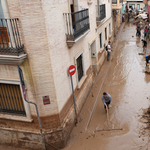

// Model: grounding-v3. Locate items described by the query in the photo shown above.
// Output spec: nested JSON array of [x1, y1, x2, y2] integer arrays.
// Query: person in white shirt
[[107, 41, 112, 60]]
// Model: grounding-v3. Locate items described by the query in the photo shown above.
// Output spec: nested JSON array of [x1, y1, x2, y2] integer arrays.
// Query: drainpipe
[[25, 99, 47, 150], [113, 10, 116, 37], [1, 0, 16, 48], [148, 0, 150, 23], [98, 0, 100, 17]]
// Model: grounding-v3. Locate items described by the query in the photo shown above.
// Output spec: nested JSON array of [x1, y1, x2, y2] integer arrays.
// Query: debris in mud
[[94, 128, 123, 132], [78, 118, 83, 123], [92, 134, 95, 138], [142, 107, 150, 130], [138, 53, 145, 55], [132, 10, 149, 29]]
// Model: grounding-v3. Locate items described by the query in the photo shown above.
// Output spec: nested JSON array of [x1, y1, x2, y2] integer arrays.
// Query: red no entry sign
[[68, 65, 76, 76]]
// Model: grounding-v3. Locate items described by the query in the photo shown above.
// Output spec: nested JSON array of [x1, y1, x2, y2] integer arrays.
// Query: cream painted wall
[[0, 0, 113, 116], [96, 0, 113, 53], [42, 0, 113, 112]]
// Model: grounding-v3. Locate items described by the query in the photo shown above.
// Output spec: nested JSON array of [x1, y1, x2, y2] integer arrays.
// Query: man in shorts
[[102, 92, 113, 110]]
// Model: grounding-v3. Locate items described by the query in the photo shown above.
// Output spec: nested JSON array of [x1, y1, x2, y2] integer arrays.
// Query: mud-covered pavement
[[62, 23, 150, 150], [0, 24, 150, 150]]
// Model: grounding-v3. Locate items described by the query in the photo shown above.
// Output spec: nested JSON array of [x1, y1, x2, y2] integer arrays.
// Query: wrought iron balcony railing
[[112, 0, 117, 4], [64, 9, 90, 41], [0, 18, 24, 56], [96, 4, 106, 22]]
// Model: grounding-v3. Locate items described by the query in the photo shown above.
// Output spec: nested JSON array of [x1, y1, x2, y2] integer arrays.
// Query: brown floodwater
[[62, 23, 150, 150]]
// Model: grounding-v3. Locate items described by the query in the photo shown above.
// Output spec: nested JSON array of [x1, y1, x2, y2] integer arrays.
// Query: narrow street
[[1, 24, 150, 150], [63, 23, 150, 150]]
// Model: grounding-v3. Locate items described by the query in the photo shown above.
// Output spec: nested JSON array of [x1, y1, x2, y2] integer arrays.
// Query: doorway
[[90, 40, 97, 73]]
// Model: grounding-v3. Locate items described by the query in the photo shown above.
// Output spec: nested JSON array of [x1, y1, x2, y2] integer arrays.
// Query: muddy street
[[62, 23, 150, 150]]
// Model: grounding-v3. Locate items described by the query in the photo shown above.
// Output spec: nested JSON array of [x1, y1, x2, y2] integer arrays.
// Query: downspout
[[98, 0, 100, 17], [148, 0, 150, 23]]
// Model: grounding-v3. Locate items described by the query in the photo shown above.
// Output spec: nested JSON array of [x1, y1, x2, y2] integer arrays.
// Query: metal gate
[[0, 83, 26, 115]]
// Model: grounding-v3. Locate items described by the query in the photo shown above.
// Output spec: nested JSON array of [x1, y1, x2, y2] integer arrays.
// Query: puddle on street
[[62, 24, 150, 150]]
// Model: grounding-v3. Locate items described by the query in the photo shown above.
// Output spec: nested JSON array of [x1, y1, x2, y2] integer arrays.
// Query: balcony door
[[0, 1, 4, 18], [70, 4, 75, 29], [0, 1, 9, 45], [70, 0, 80, 33]]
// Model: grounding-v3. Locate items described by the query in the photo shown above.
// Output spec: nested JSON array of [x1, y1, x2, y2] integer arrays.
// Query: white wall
[[128, 2, 145, 9], [41, 0, 112, 113]]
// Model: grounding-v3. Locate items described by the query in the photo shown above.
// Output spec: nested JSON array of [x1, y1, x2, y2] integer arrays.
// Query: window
[[99, 4, 106, 21], [105, 27, 107, 40], [99, 33, 102, 48], [132, 4, 135, 9], [129, 4, 135, 9], [109, 23, 111, 34], [77, 55, 84, 81], [137, 4, 140, 10], [0, 83, 26, 115]]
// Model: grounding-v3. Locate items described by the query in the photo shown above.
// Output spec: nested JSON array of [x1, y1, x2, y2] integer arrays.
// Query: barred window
[[105, 27, 107, 40], [77, 55, 84, 82], [99, 33, 102, 48], [0, 83, 26, 115]]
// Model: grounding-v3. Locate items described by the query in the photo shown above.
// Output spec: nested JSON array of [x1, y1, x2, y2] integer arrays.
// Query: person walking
[[107, 41, 112, 61], [102, 92, 113, 110], [144, 26, 148, 39], [141, 39, 147, 53], [137, 25, 141, 37], [128, 13, 130, 22]]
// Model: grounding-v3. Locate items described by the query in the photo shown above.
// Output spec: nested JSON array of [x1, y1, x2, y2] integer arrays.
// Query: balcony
[[96, 4, 106, 22], [64, 9, 90, 48], [0, 18, 27, 65], [112, 0, 123, 9]]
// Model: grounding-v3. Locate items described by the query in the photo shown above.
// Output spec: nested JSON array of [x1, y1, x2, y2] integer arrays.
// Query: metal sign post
[[68, 65, 78, 124], [70, 75, 77, 117]]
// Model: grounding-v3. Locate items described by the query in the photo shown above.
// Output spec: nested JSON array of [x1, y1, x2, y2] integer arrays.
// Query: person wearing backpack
[[105, 44, 109, 60], [106, 41, 112, 61]]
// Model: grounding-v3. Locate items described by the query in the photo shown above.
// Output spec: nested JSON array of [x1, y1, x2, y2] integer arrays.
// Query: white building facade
[[0, 0, 113, 149], [127, 0, 145, 10]]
